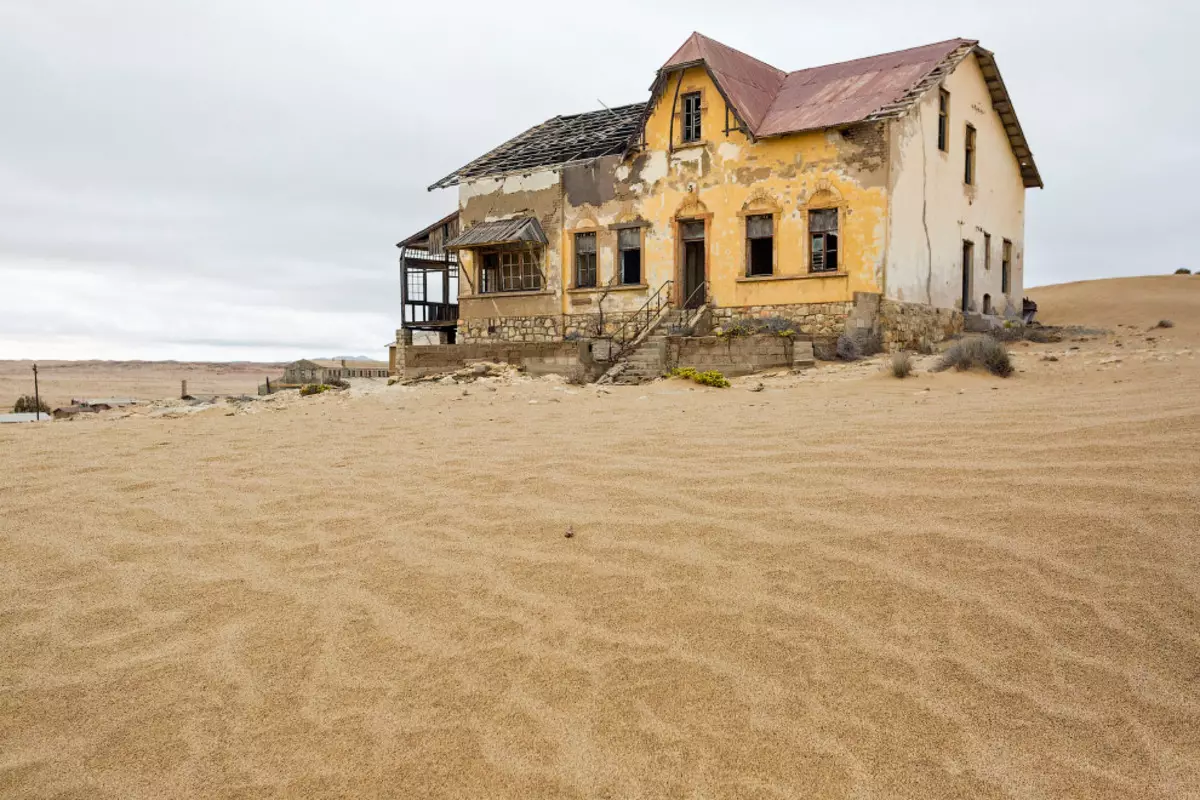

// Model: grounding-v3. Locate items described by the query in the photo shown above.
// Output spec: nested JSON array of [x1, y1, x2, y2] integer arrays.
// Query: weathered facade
[[282, 359, 390, 384], [417, 33, 1041, 363]]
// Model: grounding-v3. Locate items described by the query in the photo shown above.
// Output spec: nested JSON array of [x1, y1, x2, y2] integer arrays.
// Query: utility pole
[[33, 363, 41, 421]]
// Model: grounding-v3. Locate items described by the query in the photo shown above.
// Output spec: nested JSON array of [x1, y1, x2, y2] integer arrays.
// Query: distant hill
[[1027, 275, 1198, 341]]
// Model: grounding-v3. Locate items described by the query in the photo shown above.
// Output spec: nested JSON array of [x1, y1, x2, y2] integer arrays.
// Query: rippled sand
[[1, 277, 1198, 798]]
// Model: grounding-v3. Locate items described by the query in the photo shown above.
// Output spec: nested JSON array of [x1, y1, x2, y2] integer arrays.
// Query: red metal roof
[[758, 39, 973, 136], [661, 33, 971, 137], [657, 33, 1041, 188], [661, 33, 785, 132]]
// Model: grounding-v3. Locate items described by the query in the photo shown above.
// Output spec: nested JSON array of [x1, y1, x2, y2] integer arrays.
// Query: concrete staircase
[[611, 308, 703, 385]]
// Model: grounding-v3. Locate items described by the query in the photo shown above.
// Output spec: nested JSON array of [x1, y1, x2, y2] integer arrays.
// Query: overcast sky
[[1, 0, 1194, 360]]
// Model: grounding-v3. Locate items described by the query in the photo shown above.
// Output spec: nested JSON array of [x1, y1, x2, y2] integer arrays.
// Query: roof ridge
[[691, 31, 787, 78], [785, 38, 977, 78]]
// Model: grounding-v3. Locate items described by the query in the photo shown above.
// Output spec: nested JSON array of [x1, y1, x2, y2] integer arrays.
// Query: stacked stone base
[[460, 315, 560, 344], [451, 296, 964, 359], [879, 300, 963, 351]]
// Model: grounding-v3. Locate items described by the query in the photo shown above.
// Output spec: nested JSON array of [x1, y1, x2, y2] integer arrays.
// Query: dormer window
[[682, 92, 702, 143]]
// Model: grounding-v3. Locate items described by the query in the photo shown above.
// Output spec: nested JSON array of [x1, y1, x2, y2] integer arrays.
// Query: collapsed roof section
[[428, 103, 647, 190]]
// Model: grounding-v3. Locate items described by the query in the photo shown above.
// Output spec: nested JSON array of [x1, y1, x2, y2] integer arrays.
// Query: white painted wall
[[885, 53, 1029, 314]]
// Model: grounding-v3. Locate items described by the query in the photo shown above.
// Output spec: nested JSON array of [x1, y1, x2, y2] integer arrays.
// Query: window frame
[[1001, 239, 1013, 294], [744, 213, 776, 277], [807, 208, 841, 274], [616, 226, 644, 286], [681, 92, 702, 144], [478, 247, 543, 294], [937, 89, 950, 152], [573, 231, 597, 289], [964, 123, 977, 186], [984, 232, 991, 271]]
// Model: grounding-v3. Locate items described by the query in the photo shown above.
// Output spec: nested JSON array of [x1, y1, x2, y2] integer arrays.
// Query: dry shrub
[[936, 336, 1014, 377], [889, 352, 913, 378], [12, 395, 50, 414], [1154, 319, 1175, 329]]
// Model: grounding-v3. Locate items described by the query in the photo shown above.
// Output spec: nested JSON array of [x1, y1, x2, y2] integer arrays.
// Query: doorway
[[961, 239, 974, 312], [681, 220, 706, 308]]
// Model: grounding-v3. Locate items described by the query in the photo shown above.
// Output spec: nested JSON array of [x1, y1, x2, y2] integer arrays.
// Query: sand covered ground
[[1, 276, 1198, 798], [0, 360, 283, 410]]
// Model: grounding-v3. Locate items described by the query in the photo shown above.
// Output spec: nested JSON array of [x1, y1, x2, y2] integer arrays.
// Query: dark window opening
[[746, 214, 774, 276], [1002, 239, 1013, 294], [983, 293, 992, 315], [984, 232, 992, 271], [964, 123, 977, 185], [617, 227, 641, 285], [682, 92, 702, 143], [962, 240, 974, 312], [809, 209, 839, 272], [574, 232, 596, 288], [937, 89, 950, 152]]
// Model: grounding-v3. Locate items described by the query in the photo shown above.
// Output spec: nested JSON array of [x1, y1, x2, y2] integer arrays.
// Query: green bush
[[670, 367, 730, 388], [299, 384, 330, 396], [889, 352, 914, 378], [935, 336, 1013, 377], [1174, 268, 1191, 275], [12, 395, 50, 414]]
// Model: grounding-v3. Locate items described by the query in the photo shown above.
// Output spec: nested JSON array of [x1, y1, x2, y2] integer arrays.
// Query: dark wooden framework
[[397, 212, 461, 336]]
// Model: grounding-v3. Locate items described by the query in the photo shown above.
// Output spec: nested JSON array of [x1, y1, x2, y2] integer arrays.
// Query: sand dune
[[1, 277, 1198, 798]]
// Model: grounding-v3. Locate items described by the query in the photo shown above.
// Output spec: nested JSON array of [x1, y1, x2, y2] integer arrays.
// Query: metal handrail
[[607, 279, 673, 355], [680, 279, 709, 314]]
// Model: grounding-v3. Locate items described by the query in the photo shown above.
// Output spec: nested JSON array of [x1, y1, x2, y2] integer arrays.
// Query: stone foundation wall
[[665, 335, 798, 377], [709, 302, 853, 339], [710, 302, 851, 360], [562, 311, 644, 339], [879, 300, 963, 351], [397, 340, 601, 383], [460, 315, 561, 344]]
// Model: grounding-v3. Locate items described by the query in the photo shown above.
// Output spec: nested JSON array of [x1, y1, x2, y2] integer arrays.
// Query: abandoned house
[[282, 359, 390, 385], [396, 33, 1041, 381]]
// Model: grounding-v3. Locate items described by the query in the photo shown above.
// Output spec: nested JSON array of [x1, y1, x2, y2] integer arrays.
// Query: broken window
[[809, 209, 839, 272], [746, 214, 774, 276], [406, 271, 425, 301], [1002, 239, 1012, 294], [938, 89, 950, 152], [618, 227, 642, 285], [984, 232, 991, 270], [574, 232, 596, 288], [682, 92, 702, 144], [480, 249, 542, 293], [964, 123, 977, 185]]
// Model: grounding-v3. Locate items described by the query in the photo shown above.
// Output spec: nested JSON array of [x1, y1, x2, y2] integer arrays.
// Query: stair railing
[[605, 279, 673, 360], [680, 280, 709, 315]]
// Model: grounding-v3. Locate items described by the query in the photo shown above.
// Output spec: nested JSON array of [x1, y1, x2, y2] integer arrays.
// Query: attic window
[[682, 93, 702, 143]]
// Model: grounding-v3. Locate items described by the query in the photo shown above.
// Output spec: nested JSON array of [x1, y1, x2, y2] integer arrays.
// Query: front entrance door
[[681, 221, 706, 308]]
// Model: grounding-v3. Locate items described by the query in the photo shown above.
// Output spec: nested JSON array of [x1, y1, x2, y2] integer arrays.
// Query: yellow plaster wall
[[557, 66, 892, 316]]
